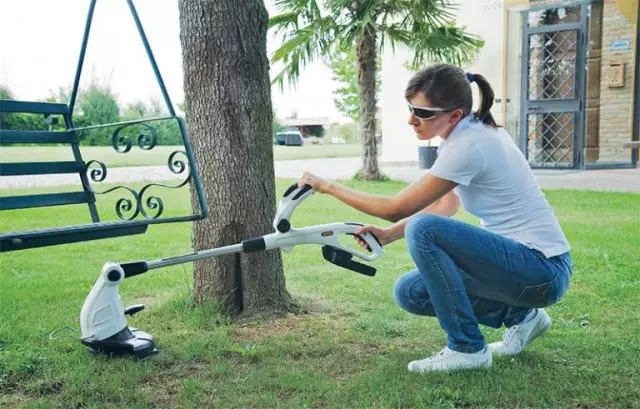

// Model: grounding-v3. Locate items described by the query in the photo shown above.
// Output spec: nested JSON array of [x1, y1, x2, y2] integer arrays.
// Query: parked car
[[275, 130, 303, 146]]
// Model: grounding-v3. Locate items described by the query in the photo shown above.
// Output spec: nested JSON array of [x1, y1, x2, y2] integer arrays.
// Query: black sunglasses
[[407, 103, 448, 121]]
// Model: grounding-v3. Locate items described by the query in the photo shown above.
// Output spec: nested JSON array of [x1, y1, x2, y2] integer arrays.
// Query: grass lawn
[[0, 144, 363, 168], [1, 180, 639, 408]]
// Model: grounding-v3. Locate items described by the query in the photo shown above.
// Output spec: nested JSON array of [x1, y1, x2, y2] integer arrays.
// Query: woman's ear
[[449, 108, 465, 123]]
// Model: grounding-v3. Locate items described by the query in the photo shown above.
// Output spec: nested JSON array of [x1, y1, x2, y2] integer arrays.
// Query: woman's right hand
[[354, 225, 394, 248], [297, 172, 331, 194]]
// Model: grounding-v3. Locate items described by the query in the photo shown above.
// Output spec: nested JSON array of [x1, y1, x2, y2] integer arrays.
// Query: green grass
[[1, 181, 639, 408], [0, 144, 363, 167]]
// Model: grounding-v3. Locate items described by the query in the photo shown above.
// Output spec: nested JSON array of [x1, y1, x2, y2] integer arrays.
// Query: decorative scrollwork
[[139, 195, 164, 219], [86, 160, 107, 182], [111, 131, 132, 153], [114, 192, 141, 221], [168, 150, 187, 174], [84, 161, 140, 220], [83, 149, 192, 222], [135, 150, 192, 219], [137, 125, 157, 150], [111, 122, 158, 153]]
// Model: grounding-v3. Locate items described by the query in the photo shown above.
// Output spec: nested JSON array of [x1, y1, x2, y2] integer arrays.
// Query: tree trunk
[[178, 0, 292, 316], [356, 27, 381, 180]]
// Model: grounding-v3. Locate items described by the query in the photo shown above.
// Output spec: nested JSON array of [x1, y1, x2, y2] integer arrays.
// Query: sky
[[0, 0, 351, 123]]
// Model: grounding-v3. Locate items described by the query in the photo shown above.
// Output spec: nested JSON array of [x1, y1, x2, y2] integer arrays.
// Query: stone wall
[[597, 0, 637, 163]]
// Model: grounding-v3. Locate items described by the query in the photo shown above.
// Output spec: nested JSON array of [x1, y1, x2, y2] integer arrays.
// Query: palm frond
[[378, 0, 457, 28], [270, 16, 341, 89], [268, 12, 299, 33], [378, 24, 413, 54], [269, 0, 483, 88], [409, 25, 484, 68]]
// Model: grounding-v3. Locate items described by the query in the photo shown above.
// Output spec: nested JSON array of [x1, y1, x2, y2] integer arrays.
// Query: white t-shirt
[[429, 115, 570, 258]]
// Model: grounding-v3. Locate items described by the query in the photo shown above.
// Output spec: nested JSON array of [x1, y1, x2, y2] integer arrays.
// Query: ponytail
[[466, 73, 500, 128]]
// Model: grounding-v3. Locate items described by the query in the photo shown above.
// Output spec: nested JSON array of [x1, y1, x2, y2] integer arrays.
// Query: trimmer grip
[[274, 184, 314, 232], [282, 183, 312, 199], [344, 222, 383, 255], [120, 261, 149, 278], [282, 183, 299, 197], [339, 226, 384, 262], [346, 232, 382, 253]]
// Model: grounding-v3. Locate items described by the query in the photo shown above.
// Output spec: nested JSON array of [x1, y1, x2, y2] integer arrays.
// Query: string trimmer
[[79, 184, 384, 358]]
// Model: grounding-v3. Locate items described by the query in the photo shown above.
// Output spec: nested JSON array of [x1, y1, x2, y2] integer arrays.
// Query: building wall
[[503, 0, 638, 167], [380, 0, 505, 164], [597, 0, 637, 163], [383, 0, 638, 166]]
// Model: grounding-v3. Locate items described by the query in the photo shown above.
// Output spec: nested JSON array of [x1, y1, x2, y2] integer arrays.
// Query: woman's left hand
[[355, 225, 394, 246], [297, 172, 330, 194]]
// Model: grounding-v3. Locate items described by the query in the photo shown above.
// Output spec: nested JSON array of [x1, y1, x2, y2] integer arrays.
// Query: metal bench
[[0, 0, 207, 252], [0, 100, 207, 252]]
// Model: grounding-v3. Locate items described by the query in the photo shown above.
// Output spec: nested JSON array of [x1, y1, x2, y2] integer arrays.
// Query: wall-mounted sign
[[610, 39, 632, 51]]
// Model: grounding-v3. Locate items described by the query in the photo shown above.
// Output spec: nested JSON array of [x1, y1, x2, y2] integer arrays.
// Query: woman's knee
[[405, 214, 448, 245], [393, 272, 414, 308], [393, 271, 434, 316]]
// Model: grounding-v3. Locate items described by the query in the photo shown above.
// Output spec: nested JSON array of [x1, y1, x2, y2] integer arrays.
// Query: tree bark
[[356, 27, 381, 180], [178, 0, 292, 316]]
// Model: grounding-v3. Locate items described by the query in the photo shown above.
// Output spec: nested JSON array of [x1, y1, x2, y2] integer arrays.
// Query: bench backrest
[[0, 99, 99, 220]]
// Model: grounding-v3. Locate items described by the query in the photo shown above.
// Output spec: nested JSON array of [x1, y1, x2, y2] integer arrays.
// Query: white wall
[[380, 0, 505, 163]]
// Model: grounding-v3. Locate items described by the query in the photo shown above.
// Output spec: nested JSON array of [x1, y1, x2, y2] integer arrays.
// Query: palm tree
[[269, 0, 484, 180]]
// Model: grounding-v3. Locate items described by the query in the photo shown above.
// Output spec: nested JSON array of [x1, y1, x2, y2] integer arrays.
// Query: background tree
[[74, 81, 120, 145], [78, 83, 120, 123], [0, 85, 16, 130], [2, 81, 185, 146], [123, 100, 149, 118], [178, 0, 292, 315], [270, 0, 484, 180], [0, 84, 13, 100], [327, 46, 381, 125]]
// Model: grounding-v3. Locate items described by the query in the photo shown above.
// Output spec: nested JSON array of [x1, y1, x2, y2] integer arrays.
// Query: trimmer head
[[81, 326, 157, 359]]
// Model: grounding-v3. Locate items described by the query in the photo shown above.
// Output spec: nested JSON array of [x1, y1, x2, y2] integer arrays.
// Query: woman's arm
[[298, 172, 458, 222], [381, 191, 460, 242], [352, 191, 460, 246]]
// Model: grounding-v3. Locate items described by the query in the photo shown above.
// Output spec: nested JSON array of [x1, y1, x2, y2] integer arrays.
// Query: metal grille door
[[520, 4, 587, 168]]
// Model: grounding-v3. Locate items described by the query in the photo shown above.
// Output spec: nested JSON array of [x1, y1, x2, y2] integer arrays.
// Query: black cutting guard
[[321, 245, 376, 277]]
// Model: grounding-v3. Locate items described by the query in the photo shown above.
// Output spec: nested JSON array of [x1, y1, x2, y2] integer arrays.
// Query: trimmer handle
[[321, 223, 384, 277], [338, 222, 384, 262], [273, 183, 314, 233]]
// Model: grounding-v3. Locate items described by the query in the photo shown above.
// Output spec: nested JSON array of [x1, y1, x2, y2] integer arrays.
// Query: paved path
[[1, 157, 639, 193]]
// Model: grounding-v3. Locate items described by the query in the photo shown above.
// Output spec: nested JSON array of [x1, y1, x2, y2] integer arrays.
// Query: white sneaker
[[407, 346, 492, 373], [489, 308, 552, 356]]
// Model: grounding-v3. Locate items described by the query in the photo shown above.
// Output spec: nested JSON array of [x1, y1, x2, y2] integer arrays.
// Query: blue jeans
[[394, 214, 572, 353]]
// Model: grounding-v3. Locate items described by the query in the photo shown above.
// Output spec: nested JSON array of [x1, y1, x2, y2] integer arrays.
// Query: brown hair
[[404, 63, 500, 128]]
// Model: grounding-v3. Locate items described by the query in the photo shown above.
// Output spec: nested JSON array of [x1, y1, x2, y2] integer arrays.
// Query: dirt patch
[[0, 395, 24, 409], [232, 311, 347, 342], [342, 341, 383, 355], [35, 380, 63, 396]]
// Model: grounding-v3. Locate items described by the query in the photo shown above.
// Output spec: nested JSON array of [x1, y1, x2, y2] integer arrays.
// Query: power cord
[[49, 326, 80, 341]]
